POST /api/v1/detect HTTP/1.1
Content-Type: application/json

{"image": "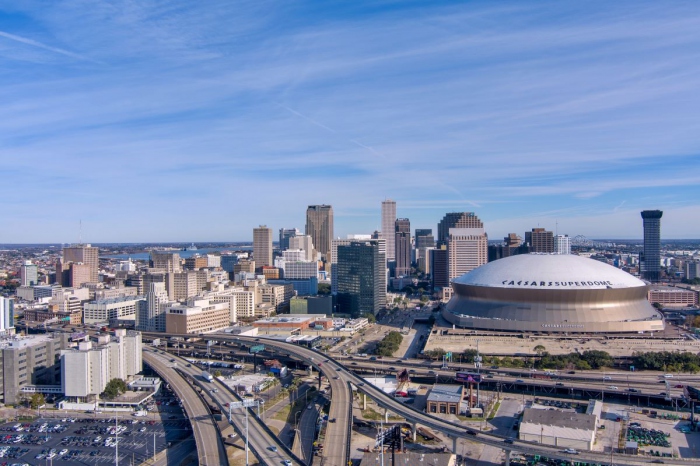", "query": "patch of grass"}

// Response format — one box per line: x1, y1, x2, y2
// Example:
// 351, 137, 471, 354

361, 408, 382, 420
488, 401, 501, 420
